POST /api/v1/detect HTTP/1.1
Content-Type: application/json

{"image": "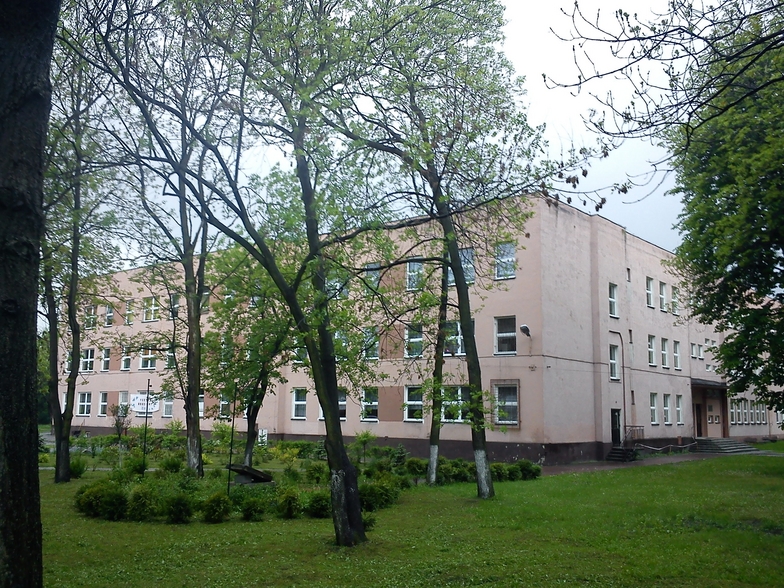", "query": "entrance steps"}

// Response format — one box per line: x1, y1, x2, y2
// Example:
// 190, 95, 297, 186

606, 447, 638, 462
695, 437, 760, 454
